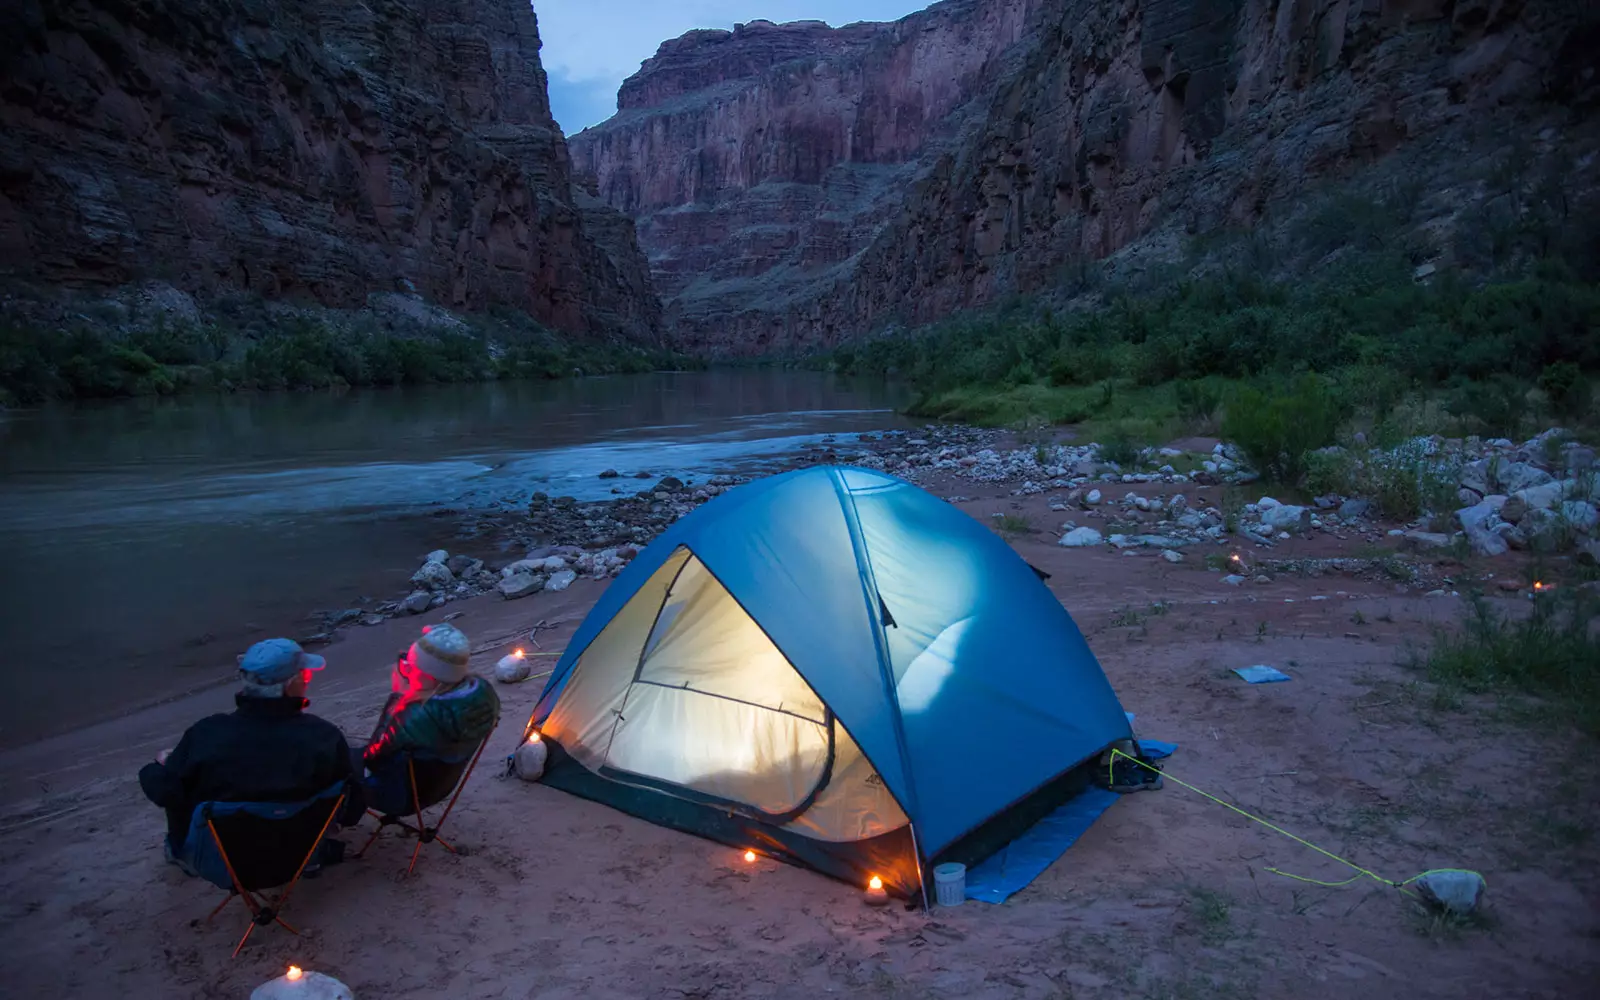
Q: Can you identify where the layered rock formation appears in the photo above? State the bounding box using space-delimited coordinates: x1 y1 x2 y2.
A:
575 0 1598 355
0 0 661 342
568 2 1040 352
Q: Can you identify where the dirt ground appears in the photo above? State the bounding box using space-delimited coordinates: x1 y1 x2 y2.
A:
2 469 1597 1000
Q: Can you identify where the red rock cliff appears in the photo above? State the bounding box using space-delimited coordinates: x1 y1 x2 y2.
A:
576 0 1597 355
568 1 1041 348
0 0 662 342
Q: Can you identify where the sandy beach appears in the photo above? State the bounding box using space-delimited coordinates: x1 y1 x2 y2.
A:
3 465 1597 1000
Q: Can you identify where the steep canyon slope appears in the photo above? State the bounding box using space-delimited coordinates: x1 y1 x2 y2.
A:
0 0 661 341
574 0 1599 355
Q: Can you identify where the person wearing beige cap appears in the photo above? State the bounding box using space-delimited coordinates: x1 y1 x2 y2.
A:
357 623 501 803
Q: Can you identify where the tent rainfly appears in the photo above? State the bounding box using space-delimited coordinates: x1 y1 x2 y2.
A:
523 466 1132 903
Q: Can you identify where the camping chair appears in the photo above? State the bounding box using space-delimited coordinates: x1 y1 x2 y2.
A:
182 780 348 958
353 734 492 876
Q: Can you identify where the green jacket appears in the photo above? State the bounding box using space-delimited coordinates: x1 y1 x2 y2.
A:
363 675 501 765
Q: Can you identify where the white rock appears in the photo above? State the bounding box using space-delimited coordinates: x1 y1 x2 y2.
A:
1561 500 1599 534
513 738 548 782
545 569 578 592
1161 549 1184 564
1498 462 1553 493
1085 489 1103 505
501 559 546 578
494 652 533 683
402 590 432 614
1257 496 1281 509
1514 481 1565 511
1415 870 1486 916
1133 496 1152 511
1262 504 1312 534
1059 527 1104 547
252 970 353 1000
541 556 569 572
411 560 454 590
1458 501 1508 556
1222 574 1246 586
497 573 544 600
424 549 449 564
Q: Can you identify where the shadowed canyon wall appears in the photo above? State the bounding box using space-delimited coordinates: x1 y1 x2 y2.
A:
0 0 662 341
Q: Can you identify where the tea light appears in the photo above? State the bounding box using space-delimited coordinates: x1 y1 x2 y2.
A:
864 875 889 907
249 965 354 1000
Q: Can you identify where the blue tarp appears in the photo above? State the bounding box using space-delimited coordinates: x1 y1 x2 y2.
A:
965 716 1176 904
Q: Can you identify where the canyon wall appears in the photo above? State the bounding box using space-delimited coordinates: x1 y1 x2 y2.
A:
576 0 1597 355
0 0 662 342
568 1 1042 351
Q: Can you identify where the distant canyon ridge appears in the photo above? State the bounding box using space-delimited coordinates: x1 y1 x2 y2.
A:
1 1 1596 354
573 0 1599 355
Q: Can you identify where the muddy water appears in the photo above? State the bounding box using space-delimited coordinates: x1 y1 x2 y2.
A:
0 371 913 747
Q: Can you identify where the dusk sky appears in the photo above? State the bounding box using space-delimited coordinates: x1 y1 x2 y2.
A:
535 1 931 135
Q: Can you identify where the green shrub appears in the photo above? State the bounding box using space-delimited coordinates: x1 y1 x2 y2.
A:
1539 361 1591 421
1419 586 1600 735
1220 375 1346 486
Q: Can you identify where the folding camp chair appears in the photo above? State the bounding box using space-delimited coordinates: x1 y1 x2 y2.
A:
353 734 491 875
182 780 348 958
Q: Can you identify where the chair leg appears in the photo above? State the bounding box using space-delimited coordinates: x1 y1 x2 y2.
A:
353 810 387 859
207 893 236 922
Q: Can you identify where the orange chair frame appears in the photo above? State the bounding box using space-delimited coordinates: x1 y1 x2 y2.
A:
202 789 347 958
354 736 490 875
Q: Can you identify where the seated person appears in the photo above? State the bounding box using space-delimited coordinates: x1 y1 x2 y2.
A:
356 623 501 815
139 638 354 872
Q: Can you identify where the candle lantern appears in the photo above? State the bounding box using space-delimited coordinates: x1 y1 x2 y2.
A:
250 965 354 1000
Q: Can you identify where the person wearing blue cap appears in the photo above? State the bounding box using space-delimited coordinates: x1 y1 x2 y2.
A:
138 637 355 871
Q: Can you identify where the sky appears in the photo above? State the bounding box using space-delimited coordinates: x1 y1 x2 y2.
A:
534 1 932 135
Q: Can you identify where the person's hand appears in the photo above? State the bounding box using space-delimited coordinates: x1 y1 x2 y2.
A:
155 748 171 765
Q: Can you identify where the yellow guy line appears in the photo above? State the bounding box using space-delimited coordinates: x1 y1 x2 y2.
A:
1108 749 1484 898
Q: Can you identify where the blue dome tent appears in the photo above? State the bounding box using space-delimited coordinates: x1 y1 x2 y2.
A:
522 466 1132 902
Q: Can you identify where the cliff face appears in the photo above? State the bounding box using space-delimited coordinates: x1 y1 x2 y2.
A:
568 2 1041 350
0 0 662 342
577 0 1596 355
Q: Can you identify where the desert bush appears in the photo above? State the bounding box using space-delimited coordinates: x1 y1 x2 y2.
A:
1221 375 1346 486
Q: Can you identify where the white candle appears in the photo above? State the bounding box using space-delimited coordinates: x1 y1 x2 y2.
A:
250 966 354 1000
864 875 889 907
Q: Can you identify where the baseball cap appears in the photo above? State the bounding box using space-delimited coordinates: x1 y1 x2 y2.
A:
239 638 326 684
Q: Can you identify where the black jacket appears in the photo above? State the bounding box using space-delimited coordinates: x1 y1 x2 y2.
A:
139 694 353 848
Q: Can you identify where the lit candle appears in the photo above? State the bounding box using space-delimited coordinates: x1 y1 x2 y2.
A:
249 965 353 1000
864 875 889 907
743 850 757 863
495 647 532 683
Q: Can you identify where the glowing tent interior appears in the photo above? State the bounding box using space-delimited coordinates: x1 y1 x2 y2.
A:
522 466 1132 902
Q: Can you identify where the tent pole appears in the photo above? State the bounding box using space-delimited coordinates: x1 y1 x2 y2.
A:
908 823 931 913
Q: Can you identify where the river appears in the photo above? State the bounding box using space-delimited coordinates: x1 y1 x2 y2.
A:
0 371 913 748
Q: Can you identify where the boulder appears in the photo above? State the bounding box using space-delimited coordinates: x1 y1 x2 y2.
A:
1403 530 1453 549
445 554 482 577
1457 488 1483 507
598 469 620 478
1459 460 1491 495
1085 489 1103 505
1059 527 1104 547
1415 870 1486 917
424 549 449 564
1457 502 1508 557
1499 496 1528 523
1222 574 1246 586
500 559 547 578
497 573 545 600
411 560 454 590
1561 500 1599 534
402 590 432 614
1513 481 1565 511
1161 549 1184 564
545 569 578 592
1497 462 1554 493
1261 504 1311 534
1338 499 1373 520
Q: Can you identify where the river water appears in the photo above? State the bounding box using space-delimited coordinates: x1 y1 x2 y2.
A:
0 371 913 748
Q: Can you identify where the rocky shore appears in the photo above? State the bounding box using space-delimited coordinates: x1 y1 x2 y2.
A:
301 422 1598 644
